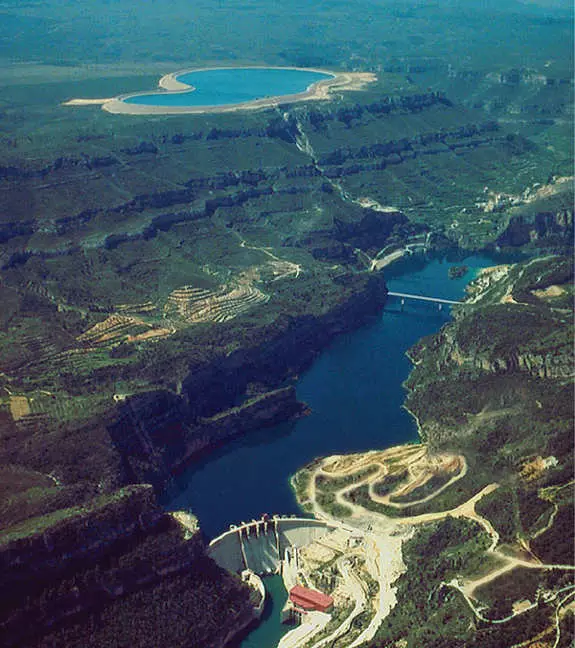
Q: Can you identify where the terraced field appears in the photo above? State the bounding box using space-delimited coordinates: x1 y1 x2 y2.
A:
164 283 269 324
77 314 152 346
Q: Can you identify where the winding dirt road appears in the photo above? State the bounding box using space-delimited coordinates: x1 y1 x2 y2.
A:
298 444 574 643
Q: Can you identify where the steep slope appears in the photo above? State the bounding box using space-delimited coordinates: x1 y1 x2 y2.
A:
368 255 573 647
0 485 255 648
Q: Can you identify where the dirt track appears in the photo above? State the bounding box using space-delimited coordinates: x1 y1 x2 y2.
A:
299 444 575 638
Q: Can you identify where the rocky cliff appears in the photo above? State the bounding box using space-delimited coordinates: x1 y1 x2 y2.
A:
405 254 573 468
0 486 253 648
497 205 573 250
0 485 163 579
108 271 387 489
423 307 573 380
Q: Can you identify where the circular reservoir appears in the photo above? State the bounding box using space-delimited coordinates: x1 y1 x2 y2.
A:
122 67 334 108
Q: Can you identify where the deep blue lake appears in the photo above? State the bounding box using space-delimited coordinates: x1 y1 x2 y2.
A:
169 254 501 539
123 68 332 107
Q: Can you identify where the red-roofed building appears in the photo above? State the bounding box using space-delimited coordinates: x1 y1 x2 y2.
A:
289 585 334 613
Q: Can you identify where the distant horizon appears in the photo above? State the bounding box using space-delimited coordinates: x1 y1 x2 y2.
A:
0 1 572 647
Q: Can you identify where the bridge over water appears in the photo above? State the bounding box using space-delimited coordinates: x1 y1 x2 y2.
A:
387 291 464 307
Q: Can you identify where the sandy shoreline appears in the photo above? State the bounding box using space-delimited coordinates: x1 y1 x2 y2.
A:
62 98 115 106
64 66 376 115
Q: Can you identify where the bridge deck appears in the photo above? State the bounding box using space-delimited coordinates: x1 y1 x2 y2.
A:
387 291 463 306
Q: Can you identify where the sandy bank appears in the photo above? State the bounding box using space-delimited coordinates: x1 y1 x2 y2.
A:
66 67 376 115
62 98 114 106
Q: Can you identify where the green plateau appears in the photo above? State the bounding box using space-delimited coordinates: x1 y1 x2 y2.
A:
0 0 572 646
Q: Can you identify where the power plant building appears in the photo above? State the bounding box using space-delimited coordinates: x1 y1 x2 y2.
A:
289 585 334 613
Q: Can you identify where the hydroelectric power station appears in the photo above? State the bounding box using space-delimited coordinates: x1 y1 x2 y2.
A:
208 515 343 575
207 515 369 646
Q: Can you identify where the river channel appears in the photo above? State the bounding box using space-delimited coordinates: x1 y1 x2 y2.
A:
168 253 502 646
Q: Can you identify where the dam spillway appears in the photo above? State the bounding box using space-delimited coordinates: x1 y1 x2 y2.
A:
242 522 280 574
207 517 341 575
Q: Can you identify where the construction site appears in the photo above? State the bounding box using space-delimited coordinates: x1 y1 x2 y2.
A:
202 443 575 647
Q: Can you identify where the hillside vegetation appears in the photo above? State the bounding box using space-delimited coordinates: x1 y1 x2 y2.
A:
0 0 572 646
368 255 574 646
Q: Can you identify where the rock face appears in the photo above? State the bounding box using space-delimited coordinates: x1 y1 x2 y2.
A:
0 485 162 580
497 206 573 248
1 167 412 257
109 386 306 487
176 386 308 468
109 272 388 489
436 325 573 380
404 255 573 450
0 486 254 648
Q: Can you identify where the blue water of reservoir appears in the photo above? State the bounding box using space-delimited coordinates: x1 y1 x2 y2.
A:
169 253 504 647
169 254 502 539
123 68 332 107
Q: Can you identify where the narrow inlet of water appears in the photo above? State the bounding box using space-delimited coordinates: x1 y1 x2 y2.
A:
228 575 289 648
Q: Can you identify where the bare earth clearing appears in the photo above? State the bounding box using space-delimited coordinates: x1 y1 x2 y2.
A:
293 444 575 647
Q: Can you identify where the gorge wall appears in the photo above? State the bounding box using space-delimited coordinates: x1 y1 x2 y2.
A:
0 485 254 648
108 271 388 490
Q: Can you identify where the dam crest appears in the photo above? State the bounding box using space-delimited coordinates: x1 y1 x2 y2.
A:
207 515 351 575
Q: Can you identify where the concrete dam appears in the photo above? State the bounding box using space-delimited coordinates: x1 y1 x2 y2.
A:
207 516 341 575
